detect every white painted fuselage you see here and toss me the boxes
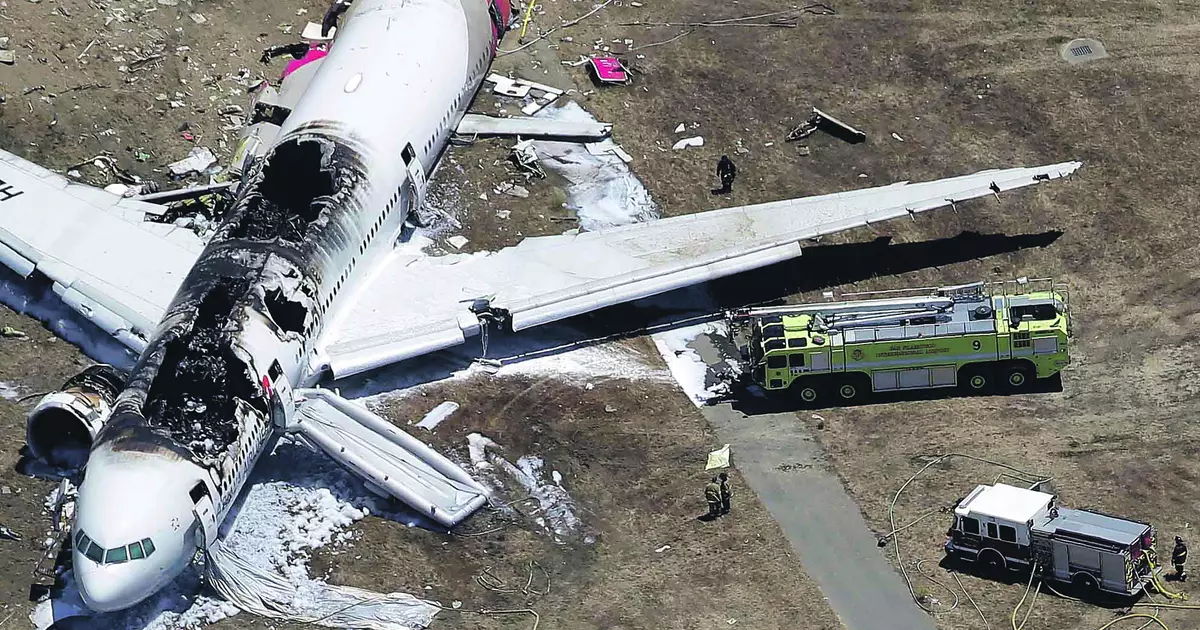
[69,0,510,612]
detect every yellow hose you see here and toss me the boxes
[1145,557,1188,601]
[1011,561,1040,630]
[518,0,537,39]
[1095,614,1169,630]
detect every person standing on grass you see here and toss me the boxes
[719,471,732,515]
[713,155,737,195]
[1174,536,1188,581]
[705,476,722,518]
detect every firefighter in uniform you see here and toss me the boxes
[1173,536,1188,581]
[719,471,732,515]
[704,476,722,518]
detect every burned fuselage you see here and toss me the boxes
[98,133,375,504]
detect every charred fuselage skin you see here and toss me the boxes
[72,0,509,612]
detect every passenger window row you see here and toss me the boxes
[75,530,155,565]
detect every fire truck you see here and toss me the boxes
[944,483,1157,597]
[727,279,1071,403]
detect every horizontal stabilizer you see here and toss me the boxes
[455,113,612,141]
[289,389,488,527]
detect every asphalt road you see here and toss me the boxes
[692,334,936,630]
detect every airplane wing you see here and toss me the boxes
[0,149,206,351]
[319,161,1082,378]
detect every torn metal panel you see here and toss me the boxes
[455,113,612,141]
[787,107,867,144]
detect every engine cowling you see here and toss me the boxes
[26,365,126,469]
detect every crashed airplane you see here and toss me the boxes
[0,0,1080,616]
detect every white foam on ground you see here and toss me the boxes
[0,381,21,400]
[414,400,459,430]
[650,321,727,407]
[534,101,658,231]
[466,433,580,542]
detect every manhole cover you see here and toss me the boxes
[1061,38,1108,64]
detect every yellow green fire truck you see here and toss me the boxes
[728,279,1071,404]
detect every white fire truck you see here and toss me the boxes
[944,483,1157,597]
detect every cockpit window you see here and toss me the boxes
[74,530,155,564]
[105,546,129,564]
[84,541,104,563]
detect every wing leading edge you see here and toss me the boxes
[321,161,1082,378]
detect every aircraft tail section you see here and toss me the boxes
[288,389,488,527]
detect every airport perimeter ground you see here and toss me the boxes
[3,0,1200,629]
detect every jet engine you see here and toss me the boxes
[26,365,126,469]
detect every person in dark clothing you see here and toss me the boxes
[260,42,311,65]
[322,0,353,36]
[713,155,737,195]
[1174,536,1188,581]
[704,476,722,519]
[718,471,732,515]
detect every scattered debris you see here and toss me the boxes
[484,73,564,116]
[168,146,218,177]
[0,525,20,541]
[797,145,810,156]
[0,50,14,65]
[672,136,704,150]
[1,326,27,339]
[302,21,336,41]
[587,56,628,85]
[706,444,731,470]
[1061,37,1108,65]
[510,139,546,178]
[446,235,469,250]
[786,107,867,144]
[603,404,617,413]
[891,132,904,142]
[585,138,633,163]
[654,544,671,553]
[189,13,207,24]
[674,122,686,133]
[495,182,530,198]
[414,401,458,430]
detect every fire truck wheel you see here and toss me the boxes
[1072,571,1099,592]
[791,380,821,405]
[958,365,992,394]
[979,548,1007,573]
[1002,363,1033,391]
[837,382,860,401]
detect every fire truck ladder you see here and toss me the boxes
[728,282,990,331]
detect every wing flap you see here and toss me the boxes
[456,113,612,141]
[321,161,1080,378]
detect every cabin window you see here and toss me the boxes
[961,517,979,535]
[766,355,786,369]
[129,541,145,560]
[142,538,156,557]
[999,525,1017,543]
[788,354,805,368]
[190,481,210,505]
[105,546,129,564]
[787,337,808,348]
[986,522,998,539]
[1011,303,1058,321]
[75,531,88,548]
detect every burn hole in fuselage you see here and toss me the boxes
[231,137,339,243]
[263,287,308,334]
[144,278,265,460]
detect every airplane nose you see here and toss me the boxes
[74,552,157,612]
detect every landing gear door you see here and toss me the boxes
[190,482,219,547]
[402,143,426,216]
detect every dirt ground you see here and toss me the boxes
[4,0,1200,628]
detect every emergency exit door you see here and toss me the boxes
[402,143,426,215]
